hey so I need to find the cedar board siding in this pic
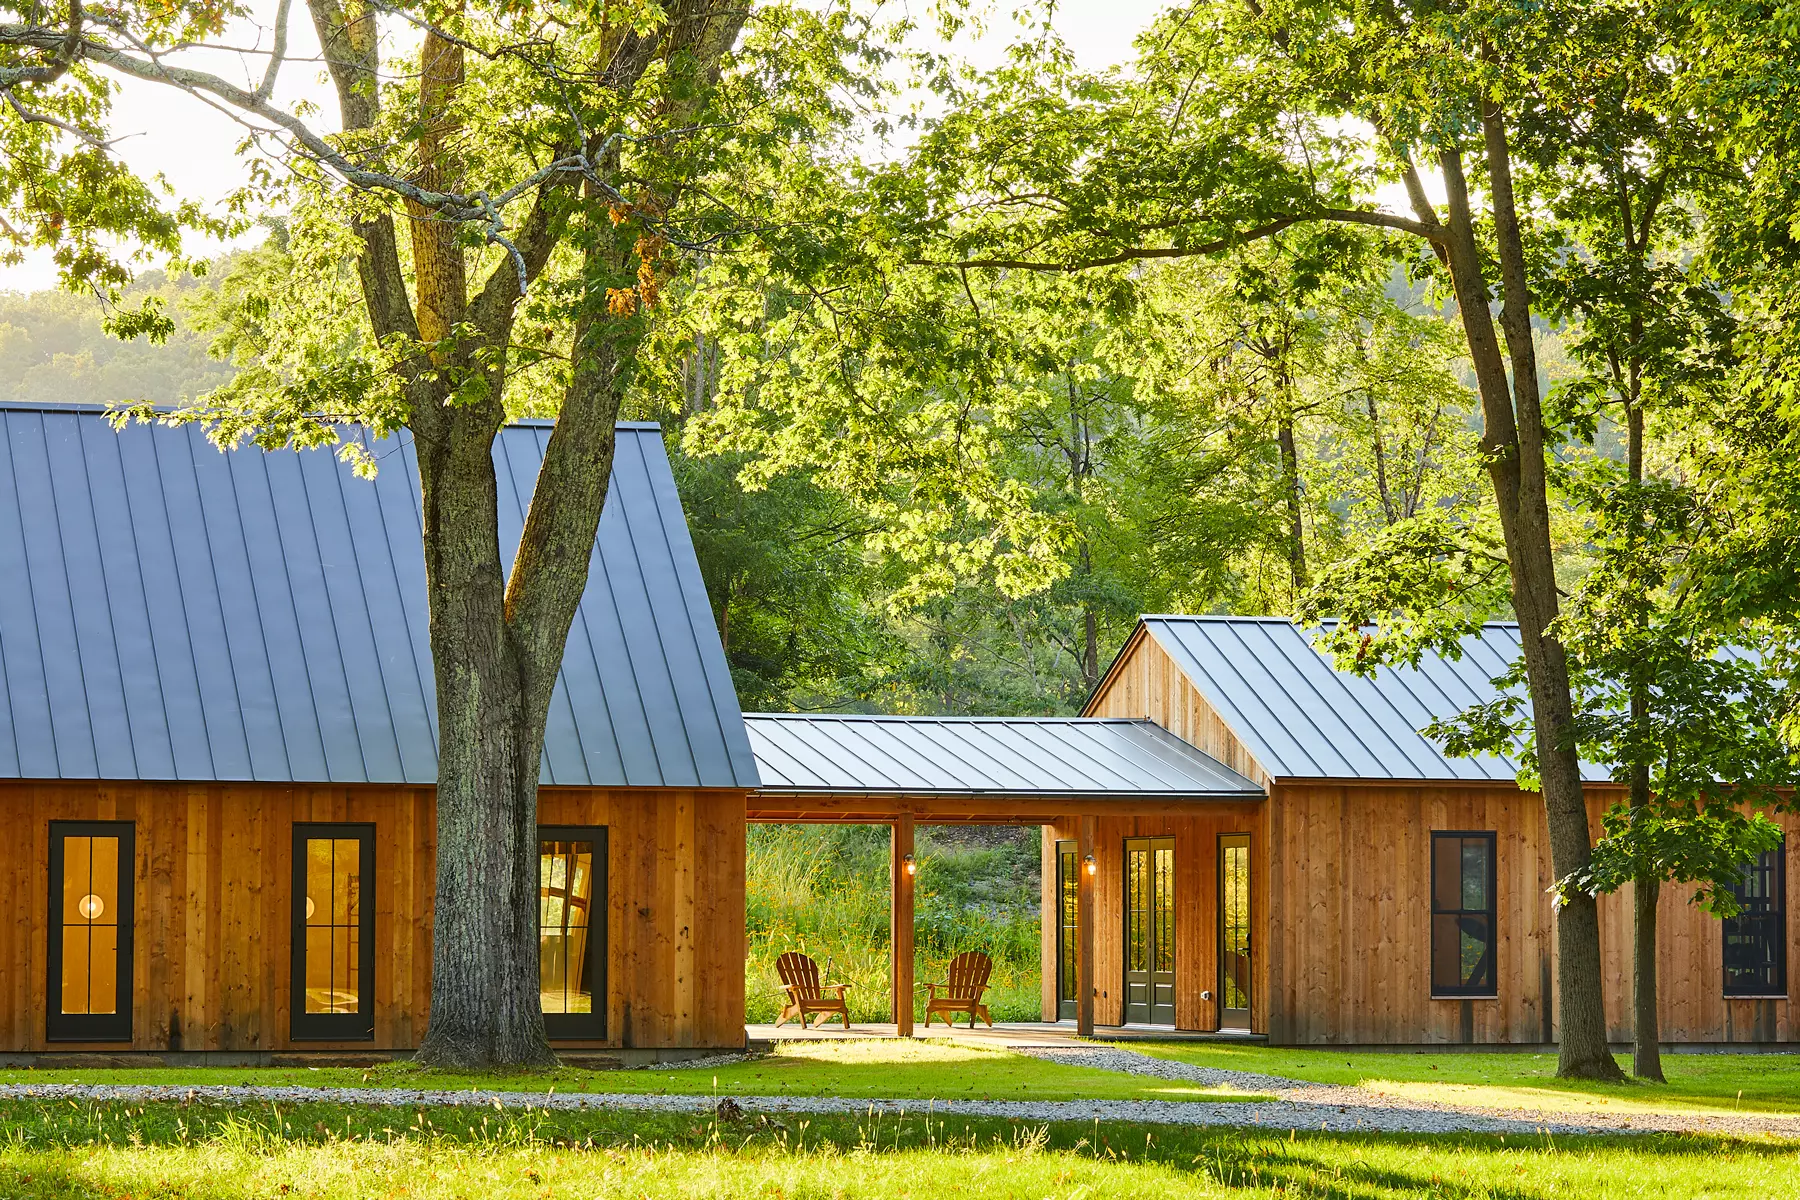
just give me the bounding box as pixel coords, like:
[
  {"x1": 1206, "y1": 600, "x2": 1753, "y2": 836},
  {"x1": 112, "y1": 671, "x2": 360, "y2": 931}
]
[
  {"x1": 1040, "y1": 806, "x2": 1270, "y2": 1033},
  {"x1": 1087, "y1": 623, "x2": 1800, "y2": 1046},
  {"x1": 1270, "y1": 783, "x2": 1800, "y2": 1045},
  {"x1": 0, "y1": 781, "x2": 747, "y2": 1053},
  {"x1": 1084, "y1": 626, "x2": 1272, "y2": 790}
]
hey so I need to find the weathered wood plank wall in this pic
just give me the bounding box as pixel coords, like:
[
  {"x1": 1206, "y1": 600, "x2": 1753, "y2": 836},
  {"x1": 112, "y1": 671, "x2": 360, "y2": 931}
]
[
  {"x1": 0, "y1": 782, "x2": 747, "y2": 1053},
  {"x1": 1041, "y1": 806, "x2": 1269, "y2": 1033},
  {"x1": 1085, "y1": 630, "x2": 1272, "y2": 789},
  {"x1": 1268, "y1": 783, "x2": 1800, "y2": 1045}
]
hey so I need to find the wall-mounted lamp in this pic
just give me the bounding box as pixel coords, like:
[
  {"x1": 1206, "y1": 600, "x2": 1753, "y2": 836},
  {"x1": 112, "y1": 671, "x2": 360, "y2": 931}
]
[
  {"x1": 1083, "y1": 853, "x2": 1097, "y2": 877},
  {"x1": 902, "y1": 852, "x2": 917, "y2": 877}
]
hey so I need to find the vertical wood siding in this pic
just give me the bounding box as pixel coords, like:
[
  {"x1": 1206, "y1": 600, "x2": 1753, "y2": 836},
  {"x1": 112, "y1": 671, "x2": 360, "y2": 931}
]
[
  {"x1": 0, "y1": 782, "x2": 747, "y2": 1053},
  {"x1": 1041, "y1": 806, "x2": 1269, "y2": 1032},
  {"x1": 1085, "y1": 630, "x2": 1272, "y2": 789},
  {"x1": 1267, "y1": 783, "x2": 1800, "y2": 1045}
]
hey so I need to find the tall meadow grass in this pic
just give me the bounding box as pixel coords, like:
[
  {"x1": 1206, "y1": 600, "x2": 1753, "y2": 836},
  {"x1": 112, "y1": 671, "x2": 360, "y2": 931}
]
[{"x1": 745, "y1": 825, "x2": 1042, "y2": 1023}]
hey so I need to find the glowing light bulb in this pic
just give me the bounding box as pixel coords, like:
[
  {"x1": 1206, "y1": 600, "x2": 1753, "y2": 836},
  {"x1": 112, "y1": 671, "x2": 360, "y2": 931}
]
[
  {"x1": 77, "y1": 894, "x2": 104, "y2": 920},
  {"x1": 305, "y1": 897, "x2": 316, "y2": 919}
]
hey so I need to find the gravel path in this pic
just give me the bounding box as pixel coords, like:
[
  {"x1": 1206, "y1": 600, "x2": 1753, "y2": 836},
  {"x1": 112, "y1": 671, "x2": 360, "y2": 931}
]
[
  {"x1": 0, "y1": 1080, "x2": 1590, "y2": 1135},
  {"x1": 0, "y1": 1045, "x2": 1794, "y2": 1139},
  {"x1": 1019, "y1": 1045, "x2": 1800, "y2": 1139}
]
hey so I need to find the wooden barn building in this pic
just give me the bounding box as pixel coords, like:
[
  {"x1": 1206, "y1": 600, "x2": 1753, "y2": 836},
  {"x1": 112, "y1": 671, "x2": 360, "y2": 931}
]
[
  {"x1": 1068, "y1": 616, "x2": 1797, "y2": 1047},
  {"x1": 0, "y1": 402, "x2": 1791, "y2": 1059},
  {"x1": 0, "y1": 405, "x2": 755, "y2": 1060}
]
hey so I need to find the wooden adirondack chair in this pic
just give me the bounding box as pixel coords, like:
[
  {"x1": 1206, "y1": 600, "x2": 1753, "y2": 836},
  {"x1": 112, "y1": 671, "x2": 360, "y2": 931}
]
[
  {"x1": 923, "y1": 951, "x2": 993, "y2": 1029},
  {"x1": 774, "y1": 952, "x2": 853, "y2": 1029}
]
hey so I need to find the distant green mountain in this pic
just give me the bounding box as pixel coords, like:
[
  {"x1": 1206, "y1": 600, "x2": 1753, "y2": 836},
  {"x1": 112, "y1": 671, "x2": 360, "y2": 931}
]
[{"x1": 0, "y1": 271, "x2": 234, "y2": 408}]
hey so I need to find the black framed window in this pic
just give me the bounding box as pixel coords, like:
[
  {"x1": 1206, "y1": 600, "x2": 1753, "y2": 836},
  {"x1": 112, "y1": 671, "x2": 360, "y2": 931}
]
[
  {"x1": 539, "y1": 826, "x2": 607, "y2": 1039},
  {"x1": 1431, "y1": 831, "x2": 1496, "y2": 997},
  {"x1": 291, "y1": 824, "x2": 375, "y2": 1040},
  {"x1": 47, "y1": 821, "x2": 134, "y2": 1042},
  {"x1": 1724, "y1": 840, "x2": 1787, "y2": 997}
]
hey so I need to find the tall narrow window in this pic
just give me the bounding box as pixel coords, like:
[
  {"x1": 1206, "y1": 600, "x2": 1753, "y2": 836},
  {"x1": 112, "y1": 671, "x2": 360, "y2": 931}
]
[
  {"x1": 47, "y1": 822, "x2": 134, "y2": 1042},
  {"x1": 1724, "y1": 841, "x2": 1787, "y2": 997},
  {"x1": 1431, "y1": 831, "x2": 1497, "y2": 997},
  {"x1": 1218, "y1": 834, "x2": 1251, "y2": 1030},
  {"x1": 291, "y1": 824, "x2": 375, "y2": 1040},
  {"x1": 1055, "y1": 839, "x2": 1078, "y2": 1020},
  {"x1": 539, "y1": 826, "x2": 607, "y2": 1039}
]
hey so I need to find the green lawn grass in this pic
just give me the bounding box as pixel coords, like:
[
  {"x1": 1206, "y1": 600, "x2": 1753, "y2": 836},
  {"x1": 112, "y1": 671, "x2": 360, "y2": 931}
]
[
  {"x1": 1129, "y1": 1042, "x2": 1800, "y2": 1117},
  {"x1": 0, "y1": 1097, "x2": 1794, "y2": 1198},
  {"x1": 0, "y1": 1041, "x2": 1262, "y2": 1104}
]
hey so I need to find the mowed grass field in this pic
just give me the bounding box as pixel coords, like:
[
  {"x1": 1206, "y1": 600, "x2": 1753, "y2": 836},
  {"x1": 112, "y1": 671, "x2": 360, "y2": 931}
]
[
  {"x1": 1132, "y1": 1042, "x2": 1800, "y2": 1116},
  {"x1": 0, "y1": 1040, "x2": 1263, "y2": 1104},
  {"x1": 0, "y1": 1098, "x2": 1796, "y2": 1199}
]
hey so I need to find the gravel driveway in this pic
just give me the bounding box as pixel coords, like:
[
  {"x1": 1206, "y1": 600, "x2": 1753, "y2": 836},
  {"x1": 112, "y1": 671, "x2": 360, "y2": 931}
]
[
  {"x1": 0, "y1": 1045, "x2": 1794, "y2": 1139},
  {"x1": 1020, "y1": 1045, "x2": 1800, "y2": 1139}
]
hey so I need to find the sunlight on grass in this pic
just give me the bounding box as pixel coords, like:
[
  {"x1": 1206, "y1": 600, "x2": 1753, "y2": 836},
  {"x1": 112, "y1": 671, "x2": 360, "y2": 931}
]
[
  {"x1": 1129, "y1": 1042, "x2": 1800, "y2": 1117},
  {"x1": 0, "y1": 1040, "x2": 1267, "y2": 1105},
  {"x1": 0, "y1": 1101, "x2": 1795, "y2": 1199}
]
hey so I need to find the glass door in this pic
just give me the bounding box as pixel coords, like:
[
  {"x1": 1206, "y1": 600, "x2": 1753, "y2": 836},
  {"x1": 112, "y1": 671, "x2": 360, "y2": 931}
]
[
  {"x1": 539, "y1": 826, "x2": 607, "y2": 1039},
  {"x1": 1218, "y1": 834, "x2": 1251, "y2": 1030},
  {"x1": 1055, "y1": 840, "x2": 1078, "y2": 1020},
  {"x1": 1123, "y1": 837, "x2": 1175, "y2": 1025}
]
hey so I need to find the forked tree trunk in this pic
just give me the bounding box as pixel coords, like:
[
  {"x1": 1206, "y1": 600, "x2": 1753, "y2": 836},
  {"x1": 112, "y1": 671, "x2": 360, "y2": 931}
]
[
  {"x1": 1427, "y1": 115, "x2": 1622, "y2": 1080},
  {"x1": 299, "y1": 0, "x2": 741, "y2": 1069},
  {"x1": 411, "y1": 423, "x2": 558, "y2": 1068}
]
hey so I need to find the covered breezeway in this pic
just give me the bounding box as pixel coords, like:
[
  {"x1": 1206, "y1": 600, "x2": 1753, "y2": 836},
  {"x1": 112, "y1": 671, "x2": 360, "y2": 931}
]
[{"x1": 742, "y1": 714, "x2": 1266, "y2": 1039}]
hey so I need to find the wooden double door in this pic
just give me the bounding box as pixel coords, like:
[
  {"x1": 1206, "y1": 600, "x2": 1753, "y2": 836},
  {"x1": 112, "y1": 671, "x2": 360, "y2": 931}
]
[{"x1": 1124, "y1": 837, "x2": 1176, "y2": 1025}]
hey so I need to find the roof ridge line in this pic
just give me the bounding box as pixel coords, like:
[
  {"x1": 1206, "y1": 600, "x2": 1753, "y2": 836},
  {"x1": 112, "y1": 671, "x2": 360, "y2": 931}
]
[{"x1": 0, "y1": 403, "x2": 661, "y2": 434}]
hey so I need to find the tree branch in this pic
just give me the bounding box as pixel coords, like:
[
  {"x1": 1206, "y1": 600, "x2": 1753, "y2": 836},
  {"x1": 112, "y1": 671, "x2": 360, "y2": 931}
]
[{"x1": 914, "y1": 208, "x2": 1445, "y2": 271}]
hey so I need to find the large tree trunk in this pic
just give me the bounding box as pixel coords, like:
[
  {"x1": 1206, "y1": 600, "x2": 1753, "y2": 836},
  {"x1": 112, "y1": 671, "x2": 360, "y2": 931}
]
[
  {"x1": 1432, "y1": 122, "x2": 1621, "y2": 1080},
  {"x1": 410, "y1": 417, "x2": 558, "y2": 1068}
]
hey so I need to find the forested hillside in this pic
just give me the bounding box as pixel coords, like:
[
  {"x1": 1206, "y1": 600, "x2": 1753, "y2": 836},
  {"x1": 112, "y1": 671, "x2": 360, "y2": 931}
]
[
  {"x1": 0, "y1": 273, "x2": 233, "y2": 407},
  {"x1": 3, "y1": 249, "x2": 1516, "y2": 716}
]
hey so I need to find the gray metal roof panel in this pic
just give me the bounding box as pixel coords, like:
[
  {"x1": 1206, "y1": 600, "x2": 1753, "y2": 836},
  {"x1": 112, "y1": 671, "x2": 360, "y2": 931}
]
[
  {"x1": 743, "y1": 714, "x2": 1263, "y2": 797},
  {"x1": 1136, "y1": 616, "x2": 1608, "y2": 784},
  {"x1": 0, "y1": 406, "x2": 757, "y2": 788}
]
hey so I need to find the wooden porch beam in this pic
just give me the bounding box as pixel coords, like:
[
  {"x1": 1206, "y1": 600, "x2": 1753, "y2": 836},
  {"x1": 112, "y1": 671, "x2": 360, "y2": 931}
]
[
  {"x1": 1077, "y1": 813, "x2": 1095, "y2": 1038},
  {"x1": 892, "y1": 814, "x2": 916, "y2": 1037}
]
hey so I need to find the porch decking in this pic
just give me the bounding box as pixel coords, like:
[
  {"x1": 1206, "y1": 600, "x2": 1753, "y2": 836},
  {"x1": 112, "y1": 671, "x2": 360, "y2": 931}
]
[{"x1": 745, "y1": 1021, "x2": 1267, "y2": 1050}]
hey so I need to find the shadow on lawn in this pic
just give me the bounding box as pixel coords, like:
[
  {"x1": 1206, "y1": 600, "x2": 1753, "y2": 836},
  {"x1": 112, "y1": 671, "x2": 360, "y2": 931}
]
[{"x1": 2, "y1": 1100, "x2": 1795, "y2": 1200}]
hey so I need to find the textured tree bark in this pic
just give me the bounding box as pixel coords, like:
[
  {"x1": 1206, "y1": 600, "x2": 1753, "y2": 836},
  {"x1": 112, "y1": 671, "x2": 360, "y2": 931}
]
[
  {"x1": 1624, "y1": 400, "x2": 1664, "y2": 1080},
  {"x1": 411, "y1": 421, "x2": 556, "y2": 1067},
  {"x1": 1277, "y1": 414, "x2": 1307, "y2": 597}
]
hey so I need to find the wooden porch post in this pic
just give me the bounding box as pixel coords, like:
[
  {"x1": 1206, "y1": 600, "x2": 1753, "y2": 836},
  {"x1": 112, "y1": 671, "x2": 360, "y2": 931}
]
[
  {"x1": 892, "y1": 814, "x2": 916, "y2": 1036},
  {"x1": 1077, "y1": 813, "x2": 1096, "y2": 1037}
]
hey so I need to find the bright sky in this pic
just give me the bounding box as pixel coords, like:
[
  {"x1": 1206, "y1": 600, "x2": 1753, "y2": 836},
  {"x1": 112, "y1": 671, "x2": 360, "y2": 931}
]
[{"x1": 0, "y1": 0, "x2": 1169, "y2": 295}]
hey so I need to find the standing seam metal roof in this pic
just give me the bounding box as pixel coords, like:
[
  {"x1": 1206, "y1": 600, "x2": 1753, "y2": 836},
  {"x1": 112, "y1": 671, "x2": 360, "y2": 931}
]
[
  {"x1": 0, "y1": 405, "x2": 758, "y2": 788},
  {"x1": 743, "y1": 714, "x2": 1264, "y2": 796},
  {"x1": 1129, "y1": 616, "x2": 1609, "y2": 783}
]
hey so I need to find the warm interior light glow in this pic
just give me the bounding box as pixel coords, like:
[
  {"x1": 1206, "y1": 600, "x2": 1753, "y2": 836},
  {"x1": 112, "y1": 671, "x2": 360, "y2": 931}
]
[
  {"x1": 1083, "y1": 854, "x2": 1097, "y2": 877},
  {"x1": 305, "y1": 896, "x2": 316, "y2": 920},
  {"x1": 902, "y1": 852, "x2": 916, "y2": 877},
  {"x1": 77, "y1": 894, "x2": 104, "y2": 920}
]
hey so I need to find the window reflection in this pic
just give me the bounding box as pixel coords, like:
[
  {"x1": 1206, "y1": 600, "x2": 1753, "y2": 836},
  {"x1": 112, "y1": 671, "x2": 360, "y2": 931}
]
[
  {"x1": 302, "y1": 837, "x2": 362, "y2": 1014},
  {"x1": 540, "y1": 841, "x2": 594, "y2": 1015}
]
